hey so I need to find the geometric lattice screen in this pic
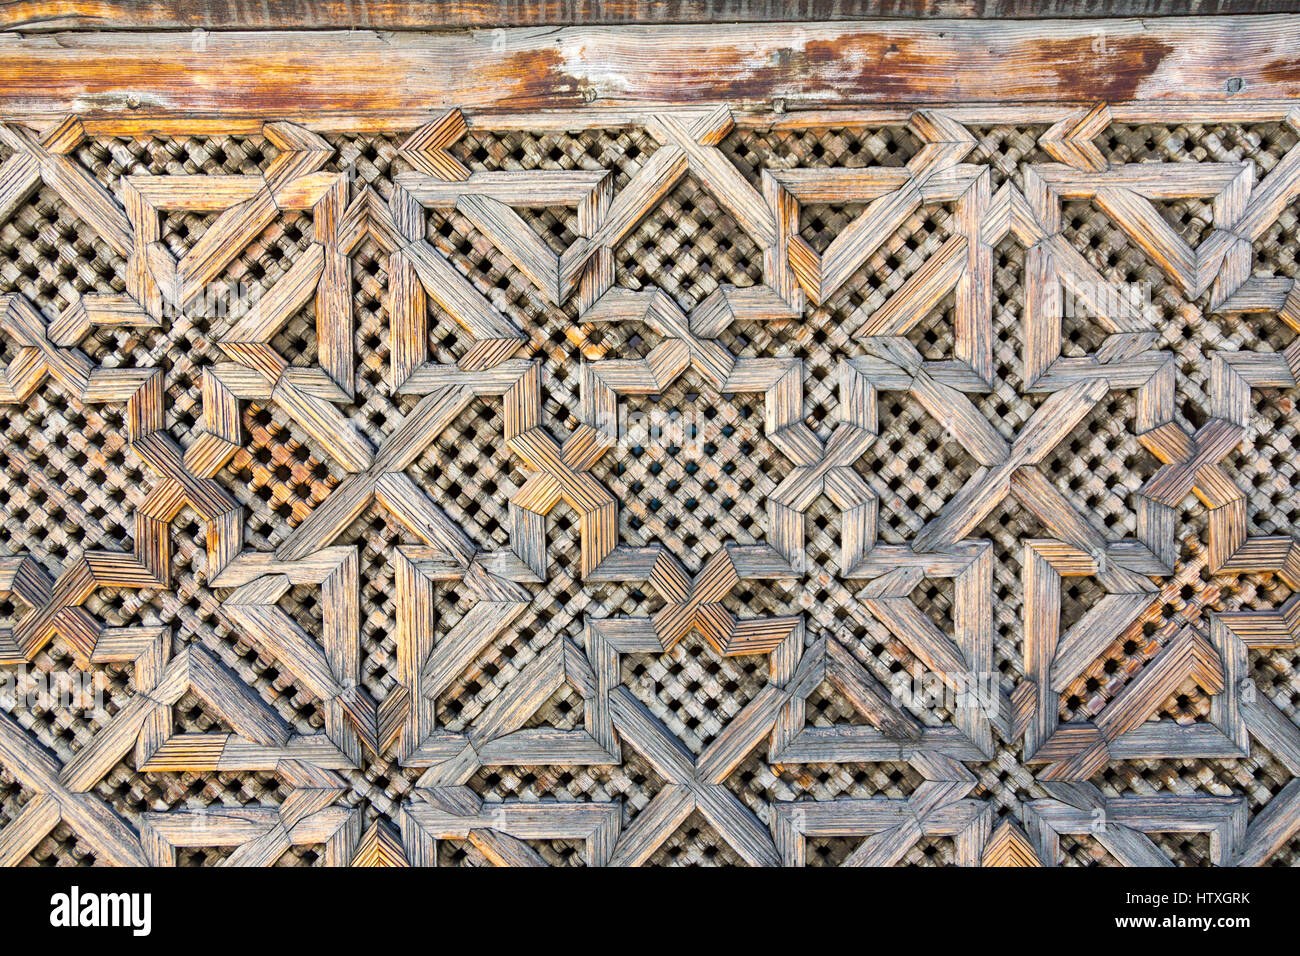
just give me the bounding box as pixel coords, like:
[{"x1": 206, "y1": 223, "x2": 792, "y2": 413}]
[{"x1": 4, "y1": 94, "x2": 1300, "y2": 867}]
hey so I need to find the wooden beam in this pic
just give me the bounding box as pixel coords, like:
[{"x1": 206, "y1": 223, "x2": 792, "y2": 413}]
[
  {"x1": 5, "y1": 1, "x2": 1300, "y2": 31},
  {"x1": 1, "y1": 19, "x2": 1300, "y2": 126}
]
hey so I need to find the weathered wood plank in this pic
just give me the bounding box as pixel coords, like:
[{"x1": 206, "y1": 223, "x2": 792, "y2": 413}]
[
  {"x1": 8, "y1": 0, "x2": 1299, "y2": 32},
  {"x1": 4, "y1": 20, "x2": 1300, "y2": 125}
]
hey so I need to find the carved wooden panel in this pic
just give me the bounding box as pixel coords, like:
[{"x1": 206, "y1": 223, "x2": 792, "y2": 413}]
[{"x1": 3, "y1": 21, "x2": 1300, "y2": 866}]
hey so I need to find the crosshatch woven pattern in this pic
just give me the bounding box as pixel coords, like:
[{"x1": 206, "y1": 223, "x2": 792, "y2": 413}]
[{"x1": 3, "y1": 105, "x2": 1300, "y2": 867}]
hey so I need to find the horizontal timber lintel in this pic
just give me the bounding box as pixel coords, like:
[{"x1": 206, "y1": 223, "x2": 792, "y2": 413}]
[
  {"x1": 4, "y1": 2, "x2": 1300, "y2": 31},
  {"x1": 0, "y1": 18, "x2": 1299, "y2": 127}
]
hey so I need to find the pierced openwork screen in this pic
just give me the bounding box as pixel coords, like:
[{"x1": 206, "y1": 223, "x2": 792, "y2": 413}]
[{"x1": 3, "y1": 95, "x2": 1300, "y2": 868}]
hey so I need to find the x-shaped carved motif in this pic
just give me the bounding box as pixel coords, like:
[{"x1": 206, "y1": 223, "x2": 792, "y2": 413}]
[
  {"x1": 604, "y1": 683, "x2": 787, "y2": 867},
  {"x1": 270, "y1": 360, "x2": 533, "y2": 562},
  {"x1": 767, "y1": 421, "x2": 877, "y2": 575},
  {"x1": 580, "y1": 284, "x2": 798, "y2": 414},
  {"x1": 0, "y1": 545, "x2": 162, "y2": 668},
  {"x1": 0, "y1": 710, "x2": 148, "y2": 866},
  {"x1": 766, "y1": 362, "x2": 879, "y2": 575},
  {"x1": 846, "y1": 347, "x2": 1166, "y2": 573},
  {"x1": 507, "y1": 422, "x2": 616, "y2": 580},
  {"x1": 0, "y1": 623, "x2": 167, "y2": 866},
  {"x1": 0, "y1": 117, "x2": 134, "y2": 264},
  {"x1": 0, "y1": 294, "x2": 156, "y2": 410},
  {"x1": 1140, "y1": 344, "x2": 1300, "y2": 584},
  {"x1": 1141, "y1": 416, "x2": 1250, "y2": 562},
  {"x1": 576, "y1": 543, "x2": 806, "y2": 864},
  {"x1": 899, "y1": 373, "x2": 1160, "y2": 570},
  {"x1": 647, "y1": 547, "x2": 800, "y2": 656},
  {"x1": 131, "y1": 427, "x2": 244, "y2": 582},
  {"x1": 587, "y1": 543, "x2": 801, "y2": 659}
]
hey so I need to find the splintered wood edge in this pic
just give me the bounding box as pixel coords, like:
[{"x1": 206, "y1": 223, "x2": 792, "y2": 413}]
[{"x1": 1, "y1": 19, "x2": 1300, "y2": 127}]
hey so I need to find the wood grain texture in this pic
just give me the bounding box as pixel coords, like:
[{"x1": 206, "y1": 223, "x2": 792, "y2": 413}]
[
  {"x1": 6, "y1": 0, "x2": 1300, "y2": 31},
  {"x1": 1, "y1": 24, "x2": 1300, "y2": 867},
  {"x1": 2, "y1": 19, "x2": 1300, "y2": 126}
]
